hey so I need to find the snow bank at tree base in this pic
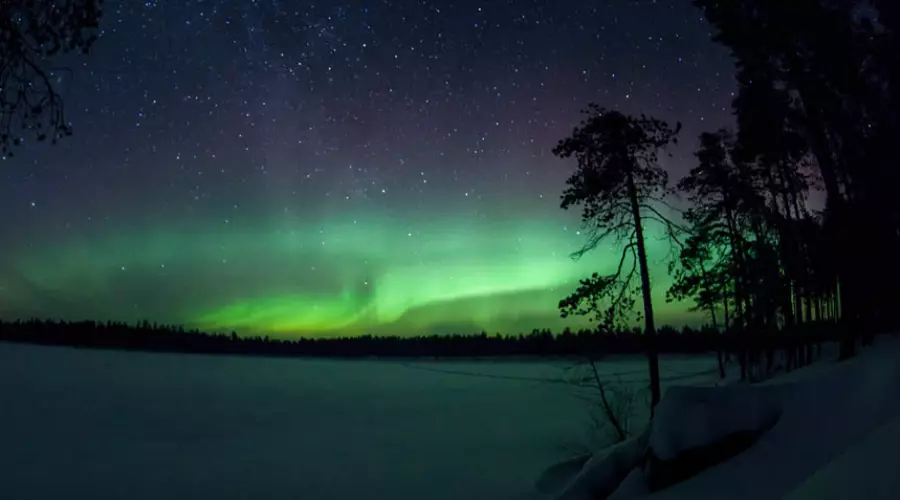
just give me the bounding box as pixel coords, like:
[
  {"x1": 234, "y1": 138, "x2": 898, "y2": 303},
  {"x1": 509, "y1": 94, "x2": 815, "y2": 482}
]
[{"x1": 537, "y1": 336, "x2": 900, "y2": 500}]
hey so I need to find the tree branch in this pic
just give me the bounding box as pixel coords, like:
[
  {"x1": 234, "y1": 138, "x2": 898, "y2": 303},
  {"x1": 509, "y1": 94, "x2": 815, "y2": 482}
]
[{"x1": 571, "y1": 221, "x2": 633, "y2": 260}]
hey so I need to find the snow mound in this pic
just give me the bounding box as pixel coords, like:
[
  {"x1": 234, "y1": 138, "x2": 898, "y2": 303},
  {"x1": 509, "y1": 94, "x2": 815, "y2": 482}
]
[
  {"x1": 535, "y1": 454, "x2": 592, "y2": 496},
  {"x1": 537, "y1": 335, "x2": 900, "y2": 500},
  {"x1": 648, "y1": 384, "x2": 782, "y2": 462},
  {"x1": 538, "y1": 380, "x2": 783, "y2": 499},
  {"x1": 606, "y1": 467, "x2": 649, "y2": 499},
  {"x1": 545, "y1": 429, "x2": 649, "y2": 500},
  {"x1": 650, "y1": 336, "x2": 900, "y2": 500}
]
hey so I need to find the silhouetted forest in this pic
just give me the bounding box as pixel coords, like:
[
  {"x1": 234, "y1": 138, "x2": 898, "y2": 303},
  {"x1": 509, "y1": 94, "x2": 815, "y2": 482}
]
[
  {"x1": 553, "y1": 1, "x2": 900, "y2": 396},
  {"x1": 0, "y1": 318, "x2": 845, "y2": 360}
]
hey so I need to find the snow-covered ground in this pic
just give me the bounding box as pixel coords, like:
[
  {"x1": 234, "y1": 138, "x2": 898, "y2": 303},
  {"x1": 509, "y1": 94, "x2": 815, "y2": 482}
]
[
  {"x1": 541, "y1": 335, "x2": 900, "y2": 500},
  {"x1": 652, "y1": 335, "x2": 900, "y2": 500},
  {"x1": 0, "y1": 343, "x2": 718, "y2": 500}
]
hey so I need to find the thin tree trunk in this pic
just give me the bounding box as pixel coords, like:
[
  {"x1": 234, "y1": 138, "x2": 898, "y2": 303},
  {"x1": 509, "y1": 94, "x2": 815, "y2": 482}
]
[
  {"x1": 723, "y1": 298, "x2": 730, "y2": 331},
  {"x1": 627, "y1": 173, "x2": 661, "y2": 411},
  {"x1": 709, "y1": 304, "x2": 725, "y2": 379},
  {"x1": 716, "y1": 344, "x2": 726, "y2": 380},
  {"x1": 795, "y1": 89, "x2": 858, "y2": 359},
  {"x1": 723, "y1": 297, "x2": 731, "y2": 365},
  {"x1": 588, "y1": 357, "x2": 626, "y2": 442},
  {"x1": 723, "y1": 207, "x2": 750, "y2": 380}
]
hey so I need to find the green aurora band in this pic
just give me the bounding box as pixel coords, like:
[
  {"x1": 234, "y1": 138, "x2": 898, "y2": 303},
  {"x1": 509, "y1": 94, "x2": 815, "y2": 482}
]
[{"x1": 3, "y1": 212, "x2": 700, "y2": 338}]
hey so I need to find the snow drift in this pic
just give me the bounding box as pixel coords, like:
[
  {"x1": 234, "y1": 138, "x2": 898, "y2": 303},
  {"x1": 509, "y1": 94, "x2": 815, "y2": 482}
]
[{"x1": 538, "y1": 335, "x2": 900, "y2": 500}]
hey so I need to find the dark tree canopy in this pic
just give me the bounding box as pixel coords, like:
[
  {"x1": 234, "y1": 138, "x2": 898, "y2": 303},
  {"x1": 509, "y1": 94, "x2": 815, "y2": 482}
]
[
  {"x1": 554, "y1": 106, "x2": 680, "y2": 325},
  {"x1": 555, "y1": 106, "x2": 678, "y2": 223},
  {"x1": 667, "y1": 123, "x2": 840, "y2": 379},
  {"x1": 554, "y1": 105, "x2": 680, "y2": 408},
  {"x1": 693, "y1": 0, "x2": 900, "y2": 358},
  {"x1": 0, "y1": 0, "x2": 102, "y2": 156}
]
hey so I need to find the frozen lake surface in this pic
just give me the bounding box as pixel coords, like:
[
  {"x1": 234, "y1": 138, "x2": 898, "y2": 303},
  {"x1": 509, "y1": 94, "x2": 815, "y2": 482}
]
[{"x1": 0, "y1": 342, "x2": 717, "y2": 500}]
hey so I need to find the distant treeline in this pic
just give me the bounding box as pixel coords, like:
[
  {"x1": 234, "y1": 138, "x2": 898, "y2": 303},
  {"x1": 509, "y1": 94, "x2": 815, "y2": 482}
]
[{"x1": 0, "y1": 318, "x2": 848, "y2": 359}]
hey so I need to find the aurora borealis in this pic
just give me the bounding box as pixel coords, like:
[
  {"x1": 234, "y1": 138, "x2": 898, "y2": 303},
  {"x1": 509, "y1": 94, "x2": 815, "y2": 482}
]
[{"x1": 0, "y1": 0, "x2": 735, "y2": 337}]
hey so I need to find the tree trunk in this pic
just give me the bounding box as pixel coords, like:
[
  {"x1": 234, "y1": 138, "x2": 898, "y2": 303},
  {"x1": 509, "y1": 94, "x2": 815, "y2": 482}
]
[
  {"x1": 626, "y1": 172, "x2": 661, "y2": 411},
  {"x1": 804, "y1": 294, "x2": 813, "y2": 324},
  {"x1": 716, "y1": 347, "x2": 726, "y2": 380},
  {"x1": 723, "y1": 298, "x2": 731, "y2": 366},
  {"x1": 709, "y1": 304, "x2": 725, "y2": 379},
  {"x1": 723, "y1": 207, "x2": 751, "y2": 379},
  {"x1": 723, "y1": 298, "x2": 730, "y2": 331},
  {"x1": 794, "y1": 89, "x2": 858, "y2": 360}
]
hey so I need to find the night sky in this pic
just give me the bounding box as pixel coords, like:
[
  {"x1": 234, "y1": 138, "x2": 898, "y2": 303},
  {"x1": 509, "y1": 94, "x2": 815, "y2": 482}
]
[{"x1": 0, "y1": 0, "x2": 735, "y2": 337}]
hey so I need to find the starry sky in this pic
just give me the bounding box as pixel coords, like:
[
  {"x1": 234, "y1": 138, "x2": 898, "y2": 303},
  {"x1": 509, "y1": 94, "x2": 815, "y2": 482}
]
[{"x1": 0, "y1": 0, "x2": 735, "y2": 338}]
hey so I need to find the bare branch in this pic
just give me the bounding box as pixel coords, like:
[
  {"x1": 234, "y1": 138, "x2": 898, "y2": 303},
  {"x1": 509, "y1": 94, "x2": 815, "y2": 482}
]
[
  {"x1": 588, "y1": 357, "x2": 627, "y2": 441},
  {"x1": 611, "y1": 247, "x2": 638, "y2": 309},
  {"x1": 640, "y1": 202, "x2": 690, "y2": 234},
  {"x1": 571, "y1": 221, "x2": 633, "y2": 260},
  {"x1": 611, "y1": 241, "x2": 637, "y2": 280},
  {"x1": 0, "y1": 0, "x2": 101, "y2": 155}
]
